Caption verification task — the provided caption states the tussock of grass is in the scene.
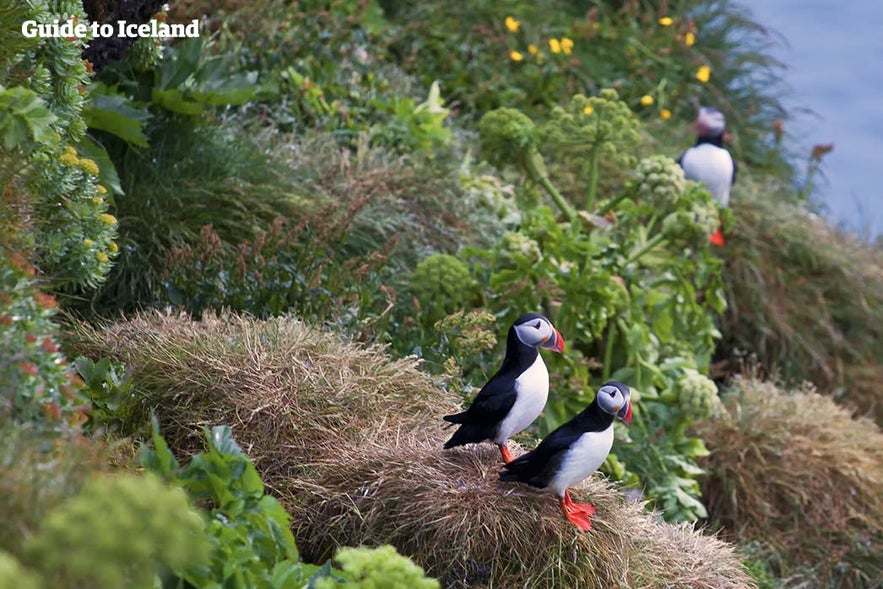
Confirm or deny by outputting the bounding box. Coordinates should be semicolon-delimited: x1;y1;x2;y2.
294;436;753;589
721;191;883;423
67;312;754;588
697;377;883;587
65;311;459;469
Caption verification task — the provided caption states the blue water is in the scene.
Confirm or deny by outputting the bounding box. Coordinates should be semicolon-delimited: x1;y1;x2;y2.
738;0;883;240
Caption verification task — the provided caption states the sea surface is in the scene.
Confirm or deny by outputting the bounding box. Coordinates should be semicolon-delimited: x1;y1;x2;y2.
737;0;883;240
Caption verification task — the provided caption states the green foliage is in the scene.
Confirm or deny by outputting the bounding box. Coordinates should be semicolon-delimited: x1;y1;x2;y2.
465;91;728;520
160;217;387;324
315;545;439;589
0;85;57;150
0;551;41;589
478;107;538;168
541;90;642;208
410;254;478;326
74;355;140;435
634;154;687;210
79;122;300;315
0;0;119;289
23;472;208;589
143;419;323;588
0;254;89;433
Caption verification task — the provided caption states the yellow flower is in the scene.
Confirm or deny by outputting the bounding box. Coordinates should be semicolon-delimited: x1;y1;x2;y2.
548;38;561;54
94;252;109;263
59;152;79;167
583;105;594;115
96;185;108;194
83;239;94;247
64;146;77;157
658;16;674;26
99;213;117;226
109;242;119;253
660;108;672;120
527;44;538;55
505;16;520;33
696;65;711;83
640;95;654;106
92;196;103;205
561;37;574;55
684;32;696;46
77;158;99;176
510;50;524;62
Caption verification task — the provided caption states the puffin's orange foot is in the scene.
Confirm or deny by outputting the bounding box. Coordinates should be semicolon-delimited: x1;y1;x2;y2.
560;498;593;531
710;227;725;246
499;444;514;464
571;502;596;517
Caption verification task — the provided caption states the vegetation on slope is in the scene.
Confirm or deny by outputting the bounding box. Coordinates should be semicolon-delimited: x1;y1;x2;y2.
3;0;883;587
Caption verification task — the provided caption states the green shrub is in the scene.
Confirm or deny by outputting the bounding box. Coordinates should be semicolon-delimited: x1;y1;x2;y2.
143;420;323;587
23;472;208;589
316;545;439;589
410;254;478;326
0;551;41;589
0;253;89;433
1;0;119;289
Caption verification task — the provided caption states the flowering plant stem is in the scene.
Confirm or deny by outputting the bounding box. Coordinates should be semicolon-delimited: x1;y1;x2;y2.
626;233;667;265
522;149;577;223
585;147;600;211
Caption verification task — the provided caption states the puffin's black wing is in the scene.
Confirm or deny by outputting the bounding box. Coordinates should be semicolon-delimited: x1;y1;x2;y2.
731;155;738;186
499;423;583;488
442;373;518;448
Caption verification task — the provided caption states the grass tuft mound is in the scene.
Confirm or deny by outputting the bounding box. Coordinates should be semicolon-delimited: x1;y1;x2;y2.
67;312;754;588
66;311;457;471
293;436;753;589
720;190;883;423
697;377;883;587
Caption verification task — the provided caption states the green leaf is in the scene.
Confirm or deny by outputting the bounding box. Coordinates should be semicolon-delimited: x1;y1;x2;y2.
84;88;151;147
0;86;57;149
142;413;180;477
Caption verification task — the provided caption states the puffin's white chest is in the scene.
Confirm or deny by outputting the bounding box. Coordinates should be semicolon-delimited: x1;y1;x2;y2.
494;355;549;443
548;426;614;496
681;144;734;206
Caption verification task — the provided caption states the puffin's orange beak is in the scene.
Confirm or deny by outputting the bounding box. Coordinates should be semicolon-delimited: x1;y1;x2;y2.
542;328;565;353
617;400;633;425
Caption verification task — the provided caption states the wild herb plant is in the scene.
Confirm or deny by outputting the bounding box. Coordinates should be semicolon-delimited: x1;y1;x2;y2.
465;91;726;520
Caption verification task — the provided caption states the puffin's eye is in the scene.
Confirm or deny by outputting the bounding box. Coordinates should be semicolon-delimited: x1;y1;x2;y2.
533;321;541;330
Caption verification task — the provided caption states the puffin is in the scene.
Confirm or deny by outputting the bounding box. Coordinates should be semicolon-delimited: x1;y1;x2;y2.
443;313;565;463
678;106;736;246
499;381;632;531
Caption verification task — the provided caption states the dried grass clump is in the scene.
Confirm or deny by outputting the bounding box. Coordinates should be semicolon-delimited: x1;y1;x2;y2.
293;434;753;589
720;190;883;423
67;311;755;587
65;311;459;476
697;377;883;587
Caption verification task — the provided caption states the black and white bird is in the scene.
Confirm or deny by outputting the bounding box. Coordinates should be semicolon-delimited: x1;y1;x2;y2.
678;106;736;245
443;313;565;463
499;381;632;531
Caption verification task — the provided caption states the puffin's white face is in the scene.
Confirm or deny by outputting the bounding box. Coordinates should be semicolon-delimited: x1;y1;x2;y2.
696;107;726;136
596;381;633;424
513;314;565;353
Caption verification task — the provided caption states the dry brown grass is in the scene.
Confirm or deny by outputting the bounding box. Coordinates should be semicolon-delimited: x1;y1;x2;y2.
720;190;883;424
67;311;755;588
697;376;883;587
293;434;753;589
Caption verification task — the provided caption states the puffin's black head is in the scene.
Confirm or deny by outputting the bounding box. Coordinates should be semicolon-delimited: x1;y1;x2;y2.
695;106;726;139
512;313;565;353
596;381;632;425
